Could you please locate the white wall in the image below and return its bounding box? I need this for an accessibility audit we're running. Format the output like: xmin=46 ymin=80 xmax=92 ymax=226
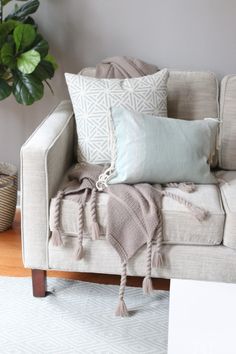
xmin=1 ymin=0 xmax=236 ymax=169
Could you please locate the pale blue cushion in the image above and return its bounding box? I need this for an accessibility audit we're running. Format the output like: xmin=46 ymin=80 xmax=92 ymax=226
xmin=107 ymin=107 xmax=218 ymax=185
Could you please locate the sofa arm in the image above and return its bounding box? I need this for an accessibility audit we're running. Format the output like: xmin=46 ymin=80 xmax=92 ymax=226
xmin=21 ymin=100 xmax=75 ymax=269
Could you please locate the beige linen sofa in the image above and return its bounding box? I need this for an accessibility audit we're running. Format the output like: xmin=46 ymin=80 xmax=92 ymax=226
xmin=21 ymin=68 xmax=236 ymax=296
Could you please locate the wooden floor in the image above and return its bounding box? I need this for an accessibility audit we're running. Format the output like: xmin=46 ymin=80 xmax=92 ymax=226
xmin=0 ymin=210 xmax=170 ymax=290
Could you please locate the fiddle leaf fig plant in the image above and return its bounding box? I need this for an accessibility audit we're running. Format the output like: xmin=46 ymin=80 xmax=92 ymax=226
xmin=0 ymin=0 xmax=57 ymax=105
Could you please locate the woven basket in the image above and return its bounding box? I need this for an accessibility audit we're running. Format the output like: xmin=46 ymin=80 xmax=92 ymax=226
xmin=0 ymin=163 xmax=17 ymax=232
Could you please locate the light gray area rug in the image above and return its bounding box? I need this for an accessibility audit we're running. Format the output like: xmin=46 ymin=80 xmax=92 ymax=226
xmin=0 ymin=277 xmax=169 ymax=354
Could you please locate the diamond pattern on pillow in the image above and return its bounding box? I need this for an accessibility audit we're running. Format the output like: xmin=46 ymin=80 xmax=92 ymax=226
xmin=65 ymin=69 xmax=168 ymax=163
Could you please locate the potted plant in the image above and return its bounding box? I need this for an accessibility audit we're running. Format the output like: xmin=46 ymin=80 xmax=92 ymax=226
xmin=0 ymin=0 xmax=57 ymax=231
xmin=0 ymin=0 xmax=57 ymax=105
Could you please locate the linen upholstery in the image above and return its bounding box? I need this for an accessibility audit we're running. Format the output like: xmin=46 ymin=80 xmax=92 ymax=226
xmin=80 ymin=67 xmax=219 ymax=120
xmin=167 ymin=71 xmax=219 ymax=120
xmin=21 ymin=71 xmax=236 ymax=285
xmin=219 ymin=75 xmax=236 ymax=169
xmin=48 ymin=240 xmax=236 ymax=284
xmin=50 ymin=180 xmax=224 ymax=246
xmin=21 ymin=101 xmax=75 ymax=269
xmin=217 ymin=171 xmax=236 ymax=250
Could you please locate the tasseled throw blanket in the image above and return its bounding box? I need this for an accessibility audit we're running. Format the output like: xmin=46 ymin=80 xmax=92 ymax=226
xmin=51 ymin=164 xmax=208 ymax=317
xmin=95 ymin=56 xmax=159 ymax=79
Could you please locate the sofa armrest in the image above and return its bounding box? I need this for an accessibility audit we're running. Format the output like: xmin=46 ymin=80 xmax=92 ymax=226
xmin=21 ymin=100 xmax=75 ymax=269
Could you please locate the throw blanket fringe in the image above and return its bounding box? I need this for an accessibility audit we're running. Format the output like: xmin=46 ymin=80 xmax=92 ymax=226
xmin=90 ymin=188 xmax=100 ymax=240
xmin=75 ymin=202 xmax=84 ymax=260
xmin=51 ymin=165 xmax=209 ymax=317
xmin=115 ymin=261 xmax=129 ymax=317
xmin=143 ymin=240 xmax=154 ymax=295
xmin=51 ymin=191 xmax=64 ymax=247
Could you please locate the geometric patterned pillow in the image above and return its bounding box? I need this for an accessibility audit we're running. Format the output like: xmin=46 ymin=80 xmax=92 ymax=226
xmin=65 ymin=69 xmax=169 ymax=164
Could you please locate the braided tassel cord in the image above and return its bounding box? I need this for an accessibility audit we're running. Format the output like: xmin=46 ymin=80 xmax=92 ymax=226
xmin=166 ymin=182 xmax=196 ymax=193
xmin=90 ymin=188 xmax=100 ymax=240
xmin=143 ymin=240 xmax=154 ymax=295
xmin=115 ymin=261 xmax=129 ymax=317
xmin=51 ymin=191 xmax=64 ymax=246
xmin=163 ymin=190 xmax=208 ymax=222
xmin=152 ymin=208 xmax=163 ymax=268
xmin=74 ymin=202 xmax=84 ymax=260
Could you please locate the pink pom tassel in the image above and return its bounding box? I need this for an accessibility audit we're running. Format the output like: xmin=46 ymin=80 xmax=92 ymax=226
xmin=91 ymin=221 xmax=100 ymax=240
xmin=51 ymin=229 xmax=63 ymax=247
xmin=142 ymin=277 xmax=153 ymax=295
xmin=115 ymin=299 xmax=129 ymax=317
xmin=74 ymin=244 xmax=84 ymax=260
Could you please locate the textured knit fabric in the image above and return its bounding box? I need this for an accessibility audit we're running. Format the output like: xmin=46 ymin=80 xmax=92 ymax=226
xmin=50 ymin=163 xmax=209 ymax=315
xmin=105 ymin=183 xmax=162 ymax=262
xmin=95 ymin=56 xmax=159 ymax=79
xmin=51 ymin=164 xmax=163 ymax=267
xmin=49 ymin=183 xmax=224 ymax=246
xmin=51 ymin=164 xmax=163 ymax=315
xmin=51 ymin=164 xmax=106 ymax=253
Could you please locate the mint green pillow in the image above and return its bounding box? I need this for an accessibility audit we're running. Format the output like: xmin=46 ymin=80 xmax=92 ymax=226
xmin=104 ymin=107 xmax=218 ymax=185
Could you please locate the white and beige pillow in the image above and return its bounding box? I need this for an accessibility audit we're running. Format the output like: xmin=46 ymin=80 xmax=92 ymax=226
xmin=65 ymin=69 xmax=169 ymax=163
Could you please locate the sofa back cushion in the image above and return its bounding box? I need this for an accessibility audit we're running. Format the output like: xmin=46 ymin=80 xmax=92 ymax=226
xmin=167 ymin=71 xmax=219 ymax=120
xmin=81 ymin=68 xmax=219 ymax=121
xmin=219 ymin=75 xmax=236 ymax=170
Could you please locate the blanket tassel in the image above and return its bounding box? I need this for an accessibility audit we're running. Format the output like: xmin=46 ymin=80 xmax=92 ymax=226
xmin=115 ymin=261 xmax=129 ymax=317
xmin=75 ymin=202 xmax=84 ymax=260
xmin=75 ymin=243 xmax=84 ymax=260
xmin=91 ymin=221 xmax=100 ymax=240
xmin=143 ymin=240 xmax=154 ymax=295
xmin=115 ymin=299 xmax=129 ymax=317
xmin=51 ymin=229 xmax=63 ymax=247
xmin=152 ymin=250 xmax=163 ymax=268
xmin=142 ymin=277 xmax=153 ymax=295
xmin=90 ymin=188 xmax=100 ymax=240
xmin=52 ymin=190 xmax=64 ymax=247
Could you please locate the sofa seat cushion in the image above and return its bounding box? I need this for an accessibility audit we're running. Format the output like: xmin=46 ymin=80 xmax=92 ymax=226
xmin=50 ymin=183 xmax=225 ymax=246
xmin=217 ymin=171 xmax=236 ymax=249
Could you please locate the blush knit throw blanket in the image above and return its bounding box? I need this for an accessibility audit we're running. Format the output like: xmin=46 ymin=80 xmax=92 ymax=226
xmin=95 ymin=56 xmax=159 ymax=79
xmin=51 ymin=164 xmax=208 ymax=317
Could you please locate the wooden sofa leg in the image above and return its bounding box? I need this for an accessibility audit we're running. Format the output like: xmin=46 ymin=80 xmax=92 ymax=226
xmin=32 ymin=269 xmax=47 ymax=297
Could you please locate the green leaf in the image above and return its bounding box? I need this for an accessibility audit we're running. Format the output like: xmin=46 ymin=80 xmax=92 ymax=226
xmin=1 ymin=42 xmax=16 ymax=69
xmin=17 ymin=49 xmax=40 ymax=74
xmin=23 ymin=16 xmax=36 ymax=26
xmin=44 ymin=54 xmax=58 ymax=70
xmin=31 ymin=34 xmax=49 ymax=58
xmin=0 ymin=20 xmax=19 ymax=37
xmin=0 ymin=78 xmax=12 ymax=101
xmin=13 ymin=24 xmax=36 ymax=51
xmin=33 ymin=60 xmax=54 ymax=81
xmin=13 ymin=71 xmax=43 ymax=105
xmin=6 ymin=0 xmax=39 ymax=21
